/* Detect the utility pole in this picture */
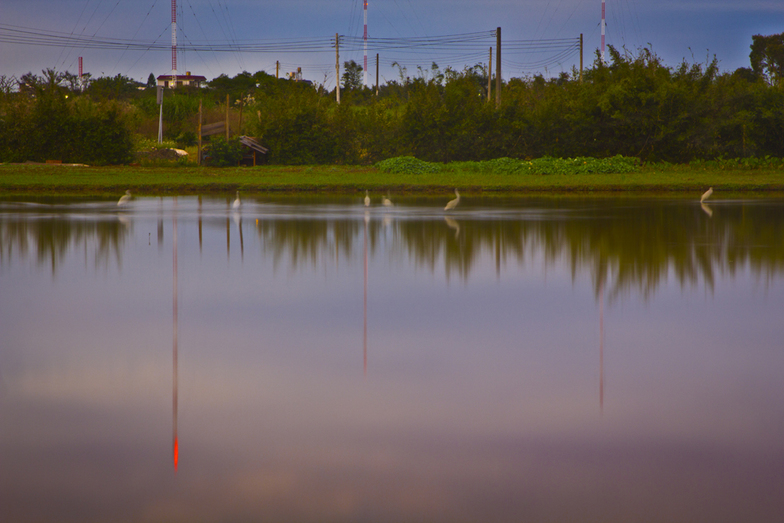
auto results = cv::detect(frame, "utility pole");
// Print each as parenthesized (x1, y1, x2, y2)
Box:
(376, 53, 379, 96)
(495, 27, 501, 106)
(276, 60, 279, 79)
(335, 33, 341, 104)
(487, 47, 492, 103)
(580, 33, 584, 82)
(225, 93, 230, 141)
(157, 86, 164, 143)
(197, 99, 202, 165)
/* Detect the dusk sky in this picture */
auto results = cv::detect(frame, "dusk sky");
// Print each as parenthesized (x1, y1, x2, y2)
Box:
(1, 0, 783, 88)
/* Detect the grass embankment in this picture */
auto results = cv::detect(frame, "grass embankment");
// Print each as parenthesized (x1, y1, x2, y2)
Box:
(1, 157, 783, 196)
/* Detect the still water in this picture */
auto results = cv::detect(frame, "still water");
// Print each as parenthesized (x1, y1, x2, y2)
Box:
(1, 194, 783, 522)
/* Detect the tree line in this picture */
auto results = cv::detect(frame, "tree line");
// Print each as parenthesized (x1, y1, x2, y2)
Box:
(1, 33, 783, 165)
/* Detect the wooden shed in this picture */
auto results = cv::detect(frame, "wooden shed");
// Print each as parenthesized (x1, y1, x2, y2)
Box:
(201, 136, 269, 166)
(238, 136, 269, 166)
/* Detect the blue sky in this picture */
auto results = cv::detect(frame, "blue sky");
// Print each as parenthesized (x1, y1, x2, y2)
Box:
(1, 0, 783, 88)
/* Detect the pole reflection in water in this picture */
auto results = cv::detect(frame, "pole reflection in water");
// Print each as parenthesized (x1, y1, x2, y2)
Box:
(363, 211, 368, 377)
(172, 200, 179, 472)
(599, 279, 604, 414)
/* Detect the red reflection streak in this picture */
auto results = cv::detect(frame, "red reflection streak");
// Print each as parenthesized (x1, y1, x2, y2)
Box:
(363, 213, 368, 377)
(600, 281, 604, 415)
(173, 437, 179, 471)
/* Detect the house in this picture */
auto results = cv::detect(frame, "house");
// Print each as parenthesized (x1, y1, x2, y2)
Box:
(157, 71, 207, 88)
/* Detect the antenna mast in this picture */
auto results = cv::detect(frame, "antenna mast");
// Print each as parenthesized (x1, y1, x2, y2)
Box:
(601, 0, 606, 62)
(171, 0, 178, 84)
(363, 0, 368, 86)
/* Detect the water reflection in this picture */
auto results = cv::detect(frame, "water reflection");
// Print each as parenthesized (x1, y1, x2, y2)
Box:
(5, 196, 782, 297)
(1, 195, 783, 522)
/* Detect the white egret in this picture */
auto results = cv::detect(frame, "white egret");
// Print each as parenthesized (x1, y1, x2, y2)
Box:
(364, 190, 370, 207)
(444, 188, 460, 211)
(382, 193, 394, 207)
(700, 187, 713, 203)
(232, 191, 241, 209)
(117, 190, 131, 206)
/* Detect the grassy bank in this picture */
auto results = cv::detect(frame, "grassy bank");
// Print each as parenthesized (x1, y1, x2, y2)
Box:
(1, 161, 783, 196)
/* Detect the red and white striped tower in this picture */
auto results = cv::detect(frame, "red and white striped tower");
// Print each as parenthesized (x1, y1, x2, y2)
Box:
(601, 0, 606, 62)
(171, 0, 178, 84)
(363, 0, 368, 86)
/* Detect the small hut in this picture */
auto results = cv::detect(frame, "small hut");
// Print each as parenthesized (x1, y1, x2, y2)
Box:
(238, 136, 269, 166)
(201, 136, 268, 166)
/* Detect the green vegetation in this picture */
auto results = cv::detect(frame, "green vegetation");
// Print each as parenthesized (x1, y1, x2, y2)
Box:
(1, 33, 784, 170)
(1, 161, 782, 195)
(376, 156, 441, 174)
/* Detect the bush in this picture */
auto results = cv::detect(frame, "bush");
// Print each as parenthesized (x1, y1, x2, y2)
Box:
(206, 137, 243, 167)
(375, 156, 440, 174)
(0, 94, 133, 164)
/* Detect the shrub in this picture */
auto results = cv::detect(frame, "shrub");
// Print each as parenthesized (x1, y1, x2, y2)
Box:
(206, 137, 243, 167)
(375, 156, 440, 174)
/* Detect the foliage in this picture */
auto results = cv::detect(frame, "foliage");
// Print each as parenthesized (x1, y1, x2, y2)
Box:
(205, 137, 243, 167)
(85, 74, 141, 101)
(0, 89, 133, 164)
(750, 33, 784, 86)
(342, 60, 364, 91)
(5, 38, 784, 168)
(375, 156, 440, 174)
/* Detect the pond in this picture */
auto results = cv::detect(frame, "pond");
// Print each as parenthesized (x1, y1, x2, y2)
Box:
(1, 194, 783, 522)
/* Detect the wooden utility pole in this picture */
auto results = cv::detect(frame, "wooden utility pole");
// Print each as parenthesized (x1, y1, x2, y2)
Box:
(487, 47, 492, 103)
(495, 27, 501, 106)
(375, 53, 379, 96)
(276, 60, 279, 79)
(335, 33, 341, 104)
(197, 99, 202, 166)
(580, 33, 584, 82)
(225, 94, 230, 140)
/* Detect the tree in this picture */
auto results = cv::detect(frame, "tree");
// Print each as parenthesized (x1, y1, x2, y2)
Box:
(147, 73, 156, 89)
(342, 60, 363, 91)
(750, 33, 784, 86)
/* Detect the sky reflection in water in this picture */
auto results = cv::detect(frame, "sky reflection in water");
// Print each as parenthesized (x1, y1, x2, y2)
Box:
(1, 195, 783, 523)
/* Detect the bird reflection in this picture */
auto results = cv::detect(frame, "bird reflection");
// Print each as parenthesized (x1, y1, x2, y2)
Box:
(444, 216, 460, 239)
(701, 202, 713, 217)
(233, 212, 244, 260)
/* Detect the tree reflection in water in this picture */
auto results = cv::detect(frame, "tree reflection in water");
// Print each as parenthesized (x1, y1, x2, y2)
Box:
(1, 196, 782, 298)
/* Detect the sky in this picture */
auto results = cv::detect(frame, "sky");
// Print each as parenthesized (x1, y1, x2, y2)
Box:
(1, 0, 783, 88)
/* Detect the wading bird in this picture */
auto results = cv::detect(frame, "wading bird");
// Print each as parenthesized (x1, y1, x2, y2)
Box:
(117, 190, 132, 206)
(382, 193, 394, 207)
(700, 187, 713, 203)
(444, 188, 460, 211)
(364, 190, 370, 207)
(233, 191, 241, 209)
